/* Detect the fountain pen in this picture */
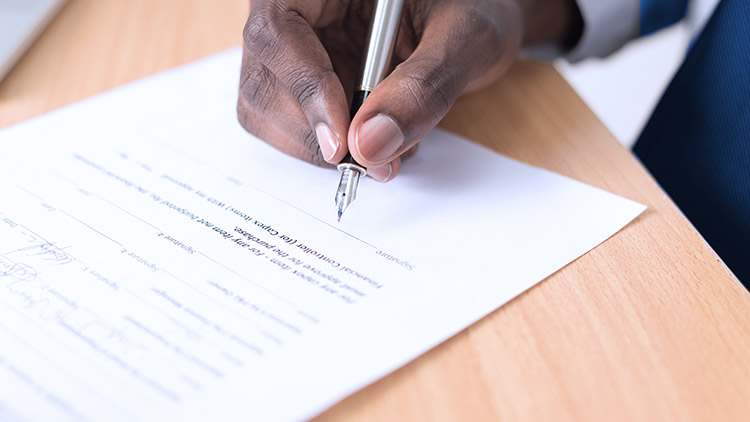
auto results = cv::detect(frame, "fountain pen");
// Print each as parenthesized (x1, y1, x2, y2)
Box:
(335, 0, 404, 222)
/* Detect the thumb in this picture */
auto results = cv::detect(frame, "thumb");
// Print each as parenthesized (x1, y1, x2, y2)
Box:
(347, 4, 518, 170)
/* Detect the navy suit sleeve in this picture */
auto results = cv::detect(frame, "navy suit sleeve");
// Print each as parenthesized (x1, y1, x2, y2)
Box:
(640, 0, 689, 35)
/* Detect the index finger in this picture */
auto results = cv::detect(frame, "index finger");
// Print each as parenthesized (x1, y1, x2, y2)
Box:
(244, 0, 351, 163)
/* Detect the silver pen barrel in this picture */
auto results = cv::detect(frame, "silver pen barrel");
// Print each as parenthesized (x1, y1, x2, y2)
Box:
(335, 0, 405, 221)
(358, 0, 405, 91)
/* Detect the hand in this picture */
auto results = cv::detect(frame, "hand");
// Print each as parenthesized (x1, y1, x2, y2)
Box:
(237, 0, 581, 182)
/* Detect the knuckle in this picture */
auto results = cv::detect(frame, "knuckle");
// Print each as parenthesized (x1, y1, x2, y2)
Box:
(244, 9, 280, 60)
(240, 62, 275, 110)
(288, 68, 327, 108)
(397, 63, 454, 121)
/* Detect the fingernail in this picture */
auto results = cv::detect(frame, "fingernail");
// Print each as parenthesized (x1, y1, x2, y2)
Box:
(367, 163, 393, 183)
(315, 123, 339, 162)
(355, 114, 404, 165)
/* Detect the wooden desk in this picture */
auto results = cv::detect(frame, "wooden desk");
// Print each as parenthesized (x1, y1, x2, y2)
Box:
(2, 1, 749, 420)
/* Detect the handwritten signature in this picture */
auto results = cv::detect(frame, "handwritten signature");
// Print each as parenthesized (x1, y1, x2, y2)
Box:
(8, 240, 74, 266)
(0, 253, 38, 282)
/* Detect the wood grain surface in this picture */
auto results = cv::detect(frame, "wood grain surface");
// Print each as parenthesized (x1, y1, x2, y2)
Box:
(1, 1, 749, 420)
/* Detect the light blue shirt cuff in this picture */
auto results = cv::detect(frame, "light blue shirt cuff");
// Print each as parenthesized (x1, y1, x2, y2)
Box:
(519, 0, 640, 62)
(566, 0, 640, 61)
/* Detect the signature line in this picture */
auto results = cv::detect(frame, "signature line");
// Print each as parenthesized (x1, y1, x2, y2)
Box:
(57, 209, 123, 247)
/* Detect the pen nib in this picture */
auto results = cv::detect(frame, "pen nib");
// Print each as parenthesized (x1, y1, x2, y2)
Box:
(335, 166, 362, 222)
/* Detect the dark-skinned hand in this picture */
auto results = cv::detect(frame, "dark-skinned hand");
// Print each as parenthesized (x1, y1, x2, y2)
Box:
(238, 0, 582, 182)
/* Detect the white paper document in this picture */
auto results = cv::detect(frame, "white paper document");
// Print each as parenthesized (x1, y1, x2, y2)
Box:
(0, 48, 645, 421)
